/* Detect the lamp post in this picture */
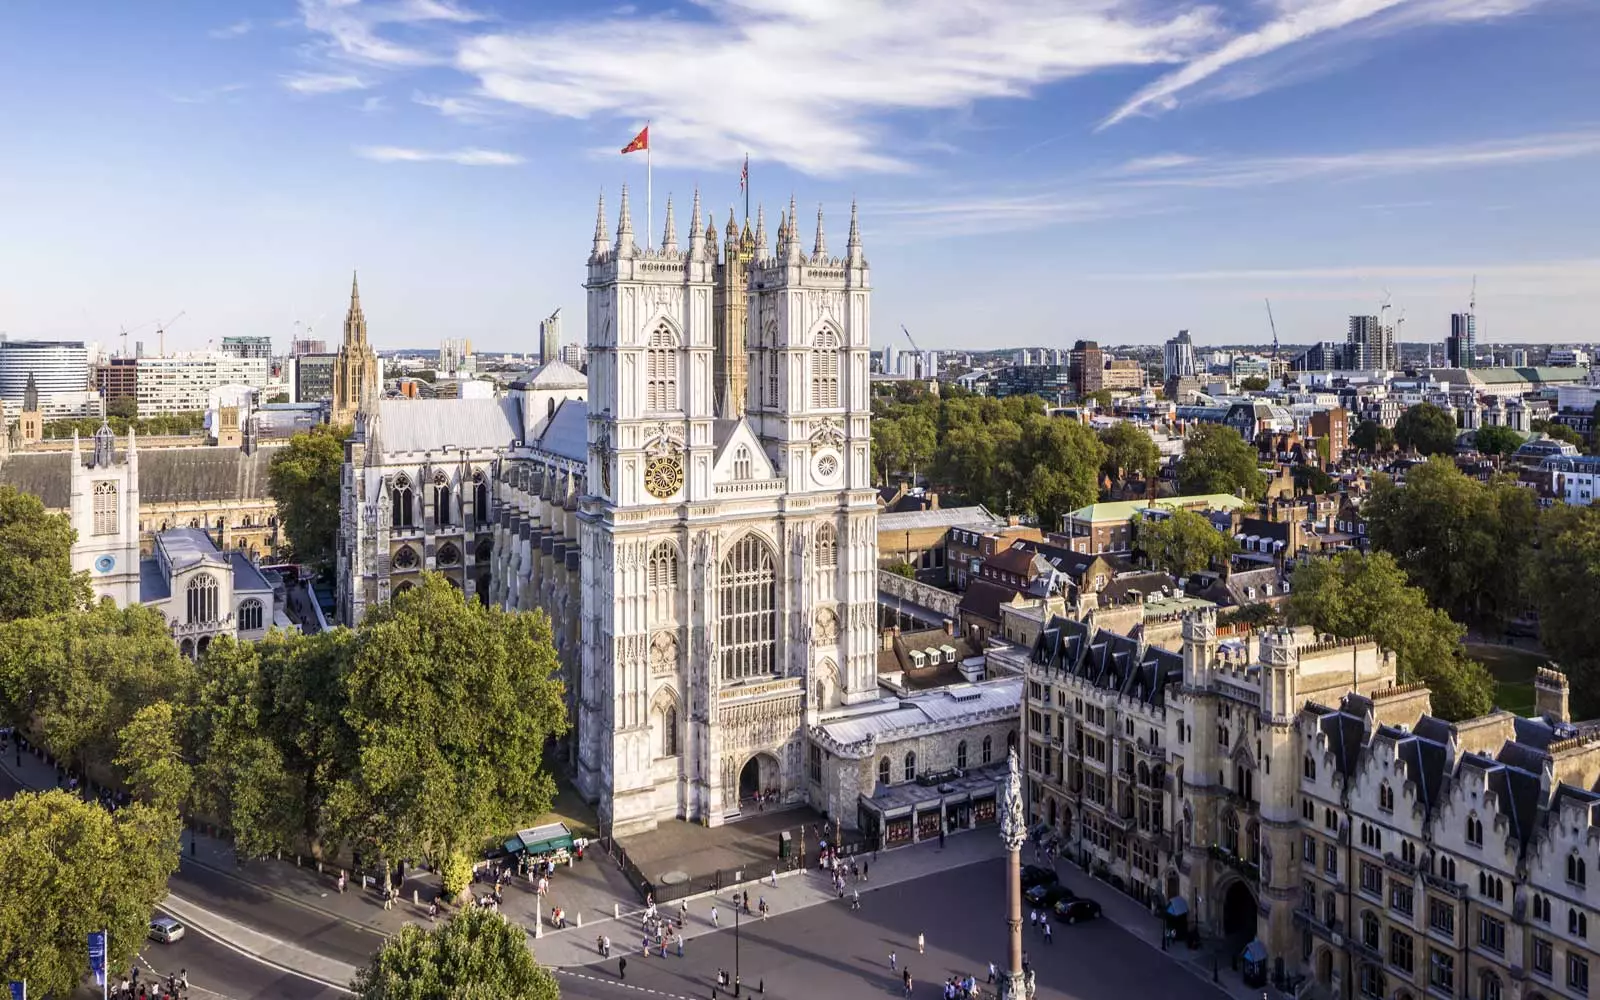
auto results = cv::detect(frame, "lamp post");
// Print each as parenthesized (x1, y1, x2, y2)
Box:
(998, 748, 1028, 1000)
(733, 888, 742, 997)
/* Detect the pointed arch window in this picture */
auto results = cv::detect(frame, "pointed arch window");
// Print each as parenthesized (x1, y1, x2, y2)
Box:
(982, 735, 993, 765)
(392, 475, 415, 528)
(238, 598, 263, 631)
(92, 480, 119, 536)
(1379, 781, 1394, 813)
(473, 470, 489, 528)
(646, 324, 679, 412)
(649, 542, 678, 589)
(433, 471, 452, 527)
(186, 574, 219, 625)
(661, 704, 680, 758)
(811, 329, 840, 409)
(904, 751, 917, 782)
(815, 522, 838, 568)
(719, 534, 777, 681)
(878, 757, 891, 787)
(957, 740, 968, 770)
(733, 447, 752, 480)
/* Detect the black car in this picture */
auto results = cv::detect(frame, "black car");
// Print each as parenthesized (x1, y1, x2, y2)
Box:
(1055, 897, 1102, 923)
(1020, 865, 1059, 890)
(1025, 884, 1076, 908)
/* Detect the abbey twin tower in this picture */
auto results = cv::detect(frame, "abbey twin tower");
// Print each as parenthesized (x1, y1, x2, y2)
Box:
(339, 188, 879, 835)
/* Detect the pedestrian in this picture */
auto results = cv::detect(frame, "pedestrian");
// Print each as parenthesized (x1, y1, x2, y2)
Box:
(712, 904, 719, 927)
(890, 951, 898, 971)
(1030, 909, 1037, 930)
(987, 961, 996, 984)
(660, 937, 668, 958)
(863, 860, 869, 881)
(1043, 920, 1052, 944)
(428, 900, 439, 920)
(851, 889, 861, 910)
(769, 867, 778, 886)
(384, 886, 394, 910)
(681, 898, 689, 920)
(677, 934, 684, 958)
(903, 968, 913, 997)
(642, 937, 650, 956)
(338, 871, 347, 894)
(619, 957, 627, 981)
(918, 932, 925, 954)
(939, 828, 946, 848)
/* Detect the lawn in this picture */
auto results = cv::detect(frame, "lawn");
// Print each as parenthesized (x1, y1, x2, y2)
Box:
(1465, 642, 1549, 717)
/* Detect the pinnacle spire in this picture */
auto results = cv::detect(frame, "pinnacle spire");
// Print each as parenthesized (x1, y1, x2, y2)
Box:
(726, 207, 738, 241)
(785, 194, 801, 262)
(350, 270, 361, 308)
(689, 189, 702, 239)
(847, 198, 863, 265)
(591, 190, 608, 260)
(615, 183, 636, 255)
(753, 205, 768, 259)
(705, 213, 719, 257)
(662, 195, 678, 253)
(813, 203, 827, 259)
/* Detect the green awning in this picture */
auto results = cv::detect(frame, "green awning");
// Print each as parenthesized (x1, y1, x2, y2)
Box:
(508, 822, 575, 855)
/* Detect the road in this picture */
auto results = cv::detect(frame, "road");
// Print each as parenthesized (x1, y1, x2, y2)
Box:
(547, 858, 1230, 1000)
(135, 922, 351, 1000)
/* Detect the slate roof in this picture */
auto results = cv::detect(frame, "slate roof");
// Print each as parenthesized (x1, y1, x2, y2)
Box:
(537, 399, 588, 462)
(880, 505, 1005, 532)
(1009, 540, 1103, 580)
(1030, 614, 1183, 708)
(0, 445, 283, 510)
(524, 360, 587, 388)
(1063, 494, 1250, 524)
(957, 578, 1020, 624)
(813, 677, 1022, 747)
(374, 397, 521, 453)
(1100, 572, 1179, 606)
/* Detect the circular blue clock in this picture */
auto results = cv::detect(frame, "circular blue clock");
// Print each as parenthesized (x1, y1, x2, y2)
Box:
(94, 555, 115, 573)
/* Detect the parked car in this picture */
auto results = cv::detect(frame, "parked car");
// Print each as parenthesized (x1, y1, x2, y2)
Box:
(1025, 884, 1076, 908)
(148, 916, 186, 944)
(1055, 898, 1102, 924)
(1020, 865, 1059, 890)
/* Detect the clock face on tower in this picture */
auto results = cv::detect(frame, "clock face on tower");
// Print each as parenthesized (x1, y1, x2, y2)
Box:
(644, 455, 684, 500)
(94, 555, 115, 574)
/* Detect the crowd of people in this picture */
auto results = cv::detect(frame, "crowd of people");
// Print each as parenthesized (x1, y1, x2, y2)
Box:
(114, 968, 186, 1000)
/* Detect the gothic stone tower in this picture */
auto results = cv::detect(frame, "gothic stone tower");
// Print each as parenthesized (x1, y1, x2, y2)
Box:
(69, 422, 142, 605)
(332, 272, 380, 426)
(578, 188, 877, 835)
(1256, 627, 1305, 965)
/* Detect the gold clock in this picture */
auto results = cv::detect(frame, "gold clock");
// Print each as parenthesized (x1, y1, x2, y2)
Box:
(644, 455, 684, 499)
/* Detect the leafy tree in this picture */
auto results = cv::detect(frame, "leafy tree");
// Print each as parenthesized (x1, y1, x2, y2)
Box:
(267, 392, 291, 404)
(268, 424, 349, 573)
(352, 907, 560, 1000)
(1084, 389, 1115, 410)
(106, 396, 138, 419)
(1012, 415, 1105, 530)
(0, 603, 191, 772)
(1237, 376, 1270, 392)
(886, 562, 917, 579)
(1292, 463, 1335, 495)
(1473, 424, 1525, 457)
(1350, 419, 1394, 454)
(871, 420, 905, 484)
(1532, 420, 1583, 447)
(1364, 458, 1534, 630)
(440, 852, 474, 899)
(1134, 508, 1236, 577)
(1288, 552, 1494, 720)
(1098, 422, 1160, 487)
(898, 414, 937, 483)
(0, 485, 90, 623)
(1393, 402, 1458, 456)
(116, 701, 192, 811)
(1177, 424, 1263, 499)
(328, 576, 568, 870)
(1218, 602, 1282, 629)
(1532, 505, 1600, 716)
(0, 791, 180, 999)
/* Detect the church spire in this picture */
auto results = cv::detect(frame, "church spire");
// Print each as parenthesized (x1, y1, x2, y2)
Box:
(591, 190, 608, 262)
(615, 183, 636, 256)
(812, 203, 827, 259)
(344, 271, 367, 347)
(688, 189, 704, 261)
(753, 205, 768, 261)
(661, 195, 678, 253)
(785, 194, 801, 262)
(705, 212, 719, 259)
(847, 198, 863, 267)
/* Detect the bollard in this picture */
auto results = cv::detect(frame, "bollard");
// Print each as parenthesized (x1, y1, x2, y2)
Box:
(615, 903, 621, 919)
(576, 912, 583, 927)
(317, 860, 323, 874)
(413, 889, 419, 906)
(535, 920, 544, 939)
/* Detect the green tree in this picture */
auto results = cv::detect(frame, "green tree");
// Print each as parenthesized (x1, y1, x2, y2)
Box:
(328, 576, 568, 870)
(1012, 415, 1106, 530)
(1177, 424, 1263, 499)
(352, 906, 560, 1000)
(1532, 505, 1600, 716)
(1350, 419, 1394, 455)
(1292, 463, 1335, 494)
(1288, 552, 1494, 720)
(1473, 424, 1525, 457)
(1098, 422, 1160, 487)
(1218, 602, 1282, 629)
(1588, 403, 1600, 456)
(898, 414, 937, 483)
(1532, 420, 1583, 447)
(268, 424, 349, 573)
(116, 701, 192, 811)
(0, 485, 90, 623)
(1084, 389, 1115, 410)
(106, 396, 138, 419)
(0, 791, 180, 999)
(1237, 376, 1270, 392)
(1134, 508, 1236, 577)
(871, 419, 905, 484)
(1364, 458, 1535, 629)
(1393, 402, 1458, 456)
(267, 392, 291, 404)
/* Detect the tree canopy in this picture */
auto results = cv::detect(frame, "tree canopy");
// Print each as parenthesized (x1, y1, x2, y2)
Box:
(1098, 422, 1161, 486)
(1134, 508, 1236, 578)
(1532, 420, 1583, 448)
(41, 412, 207, 440)
(0, 791, 180, 999)
(268, 424, 349, 572)
(1237, 376, 1270, 392)
(352, 907, 560, 1000)
(1350, 419, 1394, 454)
(1177, 424, 1262, 500)
(1393, 402, 1458, 456)
(1363, 458, 1535, 631)
(1288, 551, 1494, 720)
(0, 484, 90, 623)
(1532, 505, 1600, 717)
(1472, 424, 1525, 457)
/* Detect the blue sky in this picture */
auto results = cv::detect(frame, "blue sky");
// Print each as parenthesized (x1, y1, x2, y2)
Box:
(1, 0, 1596, 353)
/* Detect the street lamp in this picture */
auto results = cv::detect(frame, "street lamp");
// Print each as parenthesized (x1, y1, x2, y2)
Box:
(734, 891, 741, 997)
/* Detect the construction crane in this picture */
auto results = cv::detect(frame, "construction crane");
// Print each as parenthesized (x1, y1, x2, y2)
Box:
(118, 318, 157, 359)
(156, 310, 186, 357)
(1264, 298, 1280, 361)
(1469, 274, 1477, 314)
(900, 324, 921, 354)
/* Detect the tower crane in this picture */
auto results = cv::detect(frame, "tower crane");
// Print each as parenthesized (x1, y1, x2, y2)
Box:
(156, 311, 186, 357)
(1264, 298, 1280, 361)
(1470, 274, 1477, 314)
(118, 318, 158, 359)
(900, 324, 921, 354)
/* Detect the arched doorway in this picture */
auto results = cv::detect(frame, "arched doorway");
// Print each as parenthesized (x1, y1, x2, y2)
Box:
(1221, 878, 1258, 954)
(1314, 947, 1333, 986)
(739, 753, 780, 805)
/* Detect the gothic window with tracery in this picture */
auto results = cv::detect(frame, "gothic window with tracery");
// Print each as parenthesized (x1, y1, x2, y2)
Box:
(473, 470, 489, 527)
(186, 574, 219, 625)
(433, 471, 452, 527)
(661, 704, 679, 758)
(437, 542, 461, 567)
(238, 599, 263, 631)
(646, 324, 679, 412)
(649, 542, 679, 619)
(815, 522, 838, 567)
(93, 481, 118, 536)
(392, 475, 415, 528)
(393, 545, 419, 570)
(811, 329, 840, 408)
(719, 534, 777, 681)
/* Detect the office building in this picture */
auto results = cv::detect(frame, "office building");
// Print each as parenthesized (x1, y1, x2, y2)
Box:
(0, 339, 90, 411)
(96, 358, 139, 413)
(988, 365, 1072, 400)
(1292, 342, 1347, 372)
(1447, 313, 1476, 369)
(135, 353, 268, 416)
(1347, 316, 1397, 371)
(291, 354, 337, 403)
(220, 336, 273, 362)
(1549, 349, 1591, 368)
(1164, 331, 1198, 381)
(539, 310, 562, 366)
(882, 342, 896, 375)
(1103, 358, 1146, 391)
(291, 338, 328, 357)
(1231, 355, 1273, 382)
(558, 342, 588, 370)
(1069, 340, 1104, 398)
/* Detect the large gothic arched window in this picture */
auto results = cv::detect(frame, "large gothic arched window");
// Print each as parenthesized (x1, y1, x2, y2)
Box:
(719, 534, 777, 681)
(815, 522, 838, 568)
(93, 481, 118, 536)
(811, 328, 840, 409)
(433, 471, 452, 527)
(646, 324, 679, 412)
(472, 470, 489, 528)
(186, 574, 219, 625)
(238, 599, 264, 631)
(392, 475, 415, 528)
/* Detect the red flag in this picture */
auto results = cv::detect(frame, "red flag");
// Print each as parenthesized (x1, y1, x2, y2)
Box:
(740, 154, 748, 192)
(621, 125, 649, 155)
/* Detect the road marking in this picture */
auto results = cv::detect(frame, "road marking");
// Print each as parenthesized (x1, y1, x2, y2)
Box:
(156, 901, 357, 995)
(136, 952, 231, 1000)
(553, 970, 695, 1000)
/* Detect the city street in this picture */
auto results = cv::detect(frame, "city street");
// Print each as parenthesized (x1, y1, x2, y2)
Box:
(135, 920, 351, 1000)
(548, 857, 1231, 1000)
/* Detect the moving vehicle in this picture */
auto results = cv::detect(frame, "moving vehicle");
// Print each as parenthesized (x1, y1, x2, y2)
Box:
(148, 915, 186, 944)
(1019, 865, 1058, 890)
(1055, 898, 1102, 924)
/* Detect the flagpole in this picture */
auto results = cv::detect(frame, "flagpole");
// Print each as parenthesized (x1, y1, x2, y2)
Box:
(646, 121, 653, 252)
(744, 154, 750, 222)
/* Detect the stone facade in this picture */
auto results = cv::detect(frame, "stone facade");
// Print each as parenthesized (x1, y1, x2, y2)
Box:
(331, 274, 380, 427)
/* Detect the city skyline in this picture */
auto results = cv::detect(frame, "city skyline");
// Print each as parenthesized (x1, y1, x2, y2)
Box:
(2, 0, 1597, 352)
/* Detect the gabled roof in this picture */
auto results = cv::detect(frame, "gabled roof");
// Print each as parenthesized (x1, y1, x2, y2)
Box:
(524, 360, 587, 388)
(536, 399, 588, 462)
(957, 578, 1020, 624)
(1030, 614, 1183, 708)
(1064, 494, 1251, 523)
(375, 397, 521, 453)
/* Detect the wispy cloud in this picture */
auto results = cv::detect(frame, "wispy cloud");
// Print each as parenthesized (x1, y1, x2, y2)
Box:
(1110, 130, 1600, 187)
(412, 90, 505, 121)
(209, 20, 254, 40)
(295, 0, 482, 69)
(1100, 0, 1551, 128)
(357, 145, 523, 166)
(283, 72, 371, 95)
(164, 82, 248, 105)
(359, 95, 389, 114)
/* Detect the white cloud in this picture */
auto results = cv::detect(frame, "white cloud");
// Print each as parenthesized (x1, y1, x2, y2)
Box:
(296, 0, 476, 68)
(209, 20, 254, 39)
(357, 145, 523, 165)
(1099, 0, 1551, 128)
(164, 83, 248, 105)
(412, 90, 503, 120)
(283, 72, 372, 94)
(1111, 130, 1600, 187)
(360, 95, 389, 113)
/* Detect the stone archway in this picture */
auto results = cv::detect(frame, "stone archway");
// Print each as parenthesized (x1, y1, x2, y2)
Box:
(1219, 877, 1258, 951)
(739, 752, 781, 804)
(1314, 946, 1334, 986)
